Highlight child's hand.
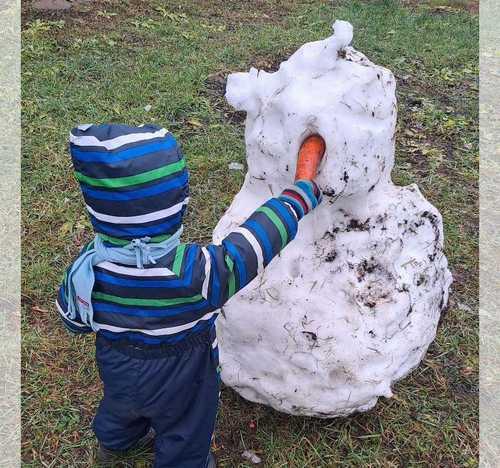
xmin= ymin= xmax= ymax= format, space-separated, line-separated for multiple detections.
xmin=295 ymin=179 xmax=323 ymax=209
xmin=279 ymin=179 xmax=322 ymax=220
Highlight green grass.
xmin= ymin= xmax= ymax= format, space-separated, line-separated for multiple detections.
xmin=22 ymin=0 xmax=478 ymax=466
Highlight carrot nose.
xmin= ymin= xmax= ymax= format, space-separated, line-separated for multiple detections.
xmin=295 ymin=134 xmax=326 ymax=181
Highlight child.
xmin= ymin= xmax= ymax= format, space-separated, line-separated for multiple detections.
xmin=57 ymin=123 xmax=323 ymax=467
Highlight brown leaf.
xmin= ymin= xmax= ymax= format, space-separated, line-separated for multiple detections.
xmin=187 ymin=118 xmax=203 ymax=128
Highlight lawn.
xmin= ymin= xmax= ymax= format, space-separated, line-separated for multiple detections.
xmin=21 ymin=0 xmax=479 ymax=466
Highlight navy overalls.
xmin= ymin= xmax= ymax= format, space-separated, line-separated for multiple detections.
xmin=94 ymin=329 xmax=219 ymax=467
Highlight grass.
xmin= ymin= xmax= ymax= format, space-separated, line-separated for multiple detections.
xmin=21 ymin=0 xmax=478 ymax=466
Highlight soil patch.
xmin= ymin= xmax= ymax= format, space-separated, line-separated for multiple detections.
xmin=32 ymin=0 xmax=90 ymax=11
xmin=401 ymin=0 xmax=478 ymax=14
xmin=203 ymin=71 xmax=246 ymax=126
xmin=161 ymin=0 xmax=296 ymax=24
xmin=22 ymin=0 xmax=152 ymax=32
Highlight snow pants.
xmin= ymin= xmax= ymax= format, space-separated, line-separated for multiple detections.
xmin=93 ymin=328 xmax=220 ymax=468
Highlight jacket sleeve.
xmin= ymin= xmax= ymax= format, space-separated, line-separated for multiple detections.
xmin=196 ymin=180 xmax=322 ymax=309
xmin=56 ymin=269 xmax=93 ymax=334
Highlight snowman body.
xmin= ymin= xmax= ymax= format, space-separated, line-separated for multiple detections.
xmin=213 ymin=21 xmax=452 ymax=417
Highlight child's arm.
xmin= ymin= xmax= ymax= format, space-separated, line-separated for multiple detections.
xmin=191 ymin=179 xmax=322 ymax=309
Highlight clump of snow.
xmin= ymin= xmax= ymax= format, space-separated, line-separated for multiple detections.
xmin=241 ymin=450 xmax=262 ymax=464
xmin=214 ymin=21 xmax=452 ymax=417
xmin=228 ymin=162 xmax=245 ymax=171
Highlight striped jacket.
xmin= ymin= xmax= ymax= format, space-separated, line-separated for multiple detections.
xmin=57 ymin=124 xmax=321 ymax=345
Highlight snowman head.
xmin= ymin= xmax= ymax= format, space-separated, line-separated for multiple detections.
xmin=225 ymin=21 xmax=397 ymax=199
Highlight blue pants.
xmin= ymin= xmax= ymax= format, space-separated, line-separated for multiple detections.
xmin=93 ymin=329 xmax=220 ymax=468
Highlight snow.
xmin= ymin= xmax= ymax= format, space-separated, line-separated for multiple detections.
xmin=213 ymin=21 xmax=453 ymax=417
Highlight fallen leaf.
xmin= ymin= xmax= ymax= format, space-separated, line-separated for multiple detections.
xmin=154 ymin=5 xmax=168 ymax=17
xmin=187 ymin=118 xmax=203 ymax=128
xmin=461 ymin=366 xmax=475 ymax=377
xmin=59 ymin=221 xmax=73 ymax=235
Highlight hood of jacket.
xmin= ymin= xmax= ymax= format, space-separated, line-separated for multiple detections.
xmin=69 ymin=123 xmax=189 ymax=246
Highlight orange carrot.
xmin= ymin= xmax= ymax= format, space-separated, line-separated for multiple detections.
xmin=295 ymin=134 xmax=326 ymax=181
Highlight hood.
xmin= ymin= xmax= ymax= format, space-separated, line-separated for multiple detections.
xmin=69 ymin=123 xmax=189 ymax=246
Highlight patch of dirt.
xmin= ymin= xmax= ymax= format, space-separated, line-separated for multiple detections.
xmin=22 ymin=0 xmax=153 ymax=32
xmin=401 ymin=0 xmax=478 ymax=14
xmin=396 ymin=78 xmax=478 ymax=182
xmin=31 ymin=0 xmax=94 ymax=11
xmin=203 ymin=72 xmax=246 ymax=126
xmin=248 ymin=53 xmax=289 ymax=73
xmin=160 ymin=0 xmax=296 ymax=25
xmin=21 ymin=0 xmax=308 ymax=33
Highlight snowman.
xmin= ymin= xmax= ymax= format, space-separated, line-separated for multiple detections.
xmin=213 ymin=21 xmax=452 ymax=417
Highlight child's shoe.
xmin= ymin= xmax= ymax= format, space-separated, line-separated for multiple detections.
xmin=96 ymin=428 xmax=155 ymax=465
xmin=96 ymin=444 xmax=124 ymax=466
xmin=207 ymin=451 xmax=217 ymax=468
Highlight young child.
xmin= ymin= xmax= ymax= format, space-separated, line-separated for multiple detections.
xmin=57 ymin=123 xmax=323 ymax=468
